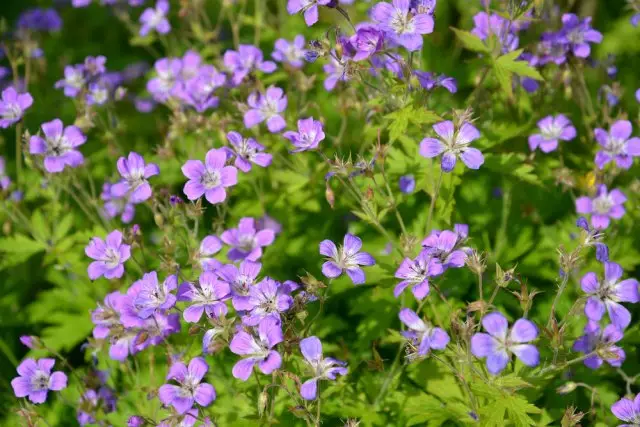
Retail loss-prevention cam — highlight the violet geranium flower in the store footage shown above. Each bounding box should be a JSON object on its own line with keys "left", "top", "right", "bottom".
{"left": 399, "top": 175, "right": 415, "bottom": 194}
{"left": 216, "top": 260, "right": 262, "bottom": 311}
{"left": 558, "top": 13, "right": 603, "bottom": 59}
{"left": 225, "top": 131, "right": 272, "bottom": 172}
{"left": 242, "top": 278, "right": 293, "bottom": 326}
{"left": 581, "top": 262, "right": 639, "bottom": 330}
{"left": 319, "top": 233, "right": 376, "bottom": 285}
{"left": 421, "top": 226, "right": 469, "bottom": 272}
{"left": 350, "top": 26, "right": 385, "bottom": 61}
{"left": 284, "top": 117, "right": 326, "bottom": 153}
{"left": 572, "top": 321, "right": 625, "bottom": 369}
{"left": 272, "top": 35, "right": 307, "bottom": 68}
{"left": 11, "top": 359, "right": 67, "bottom": 403}
{"left": 220, "top": 217, "right": 276, "bottom": 261}
{"left": 133, "top": 271, "right": 178, "bottom": 319}
{"left": 419, "top": 121, "right": 484, "bottom": 172}
{"left": 576, "top": 185, "right": 626, "bottom": 230}
{"left": 371, "top": 0, "right": 434, "bottom": 52}
{"left": 197, "top": 236, "right": 223, "bottom": 272}
{"left": 299, "top": 336, "right": 348, "bottom": 400}
{"left": 470, "top": 312, "right": 539, "bottom": 375}
{"left": 611, "top": 393, "right": 640, "bottom": 426}
{"left": 181, "top": 148, "right": 238, "bottom": 205}
{"left": 0, "top": 87, "right": 33, "bottom": 128}
{"left": 229, "top": 316, "right": 283, "bottom": 381}
{"left": 29, "top": 119, "right": 86, "bottom": 173}
{"left": 112, "top": 152, "right": 160, "bottom": 203}
{"left": 287, "top": 0, "right": 332, "bottom": 26}
{"left": 399, "top": 308, "right": 449, "bottom": 357}
{"left": 85, "top": 230, "right": 131, "bottom": 280}
{"left": 139, "top": 0, "right": 171, "bottom": 36}
{"left": 223, "top": 45, "right": 277, "bottom": 86}
{"left": 243, "top": 86, "right": 288, "bottom": 133}
{"left": 177, "top": 272, "right": 230, "bottom": 323}
{"left": 394, "top": 250, "right": 443, "bottom": 299}
{"left": 528, "top": 115, "right": 577, "bottom": 153}
{"left": 594, "top": 120, "right": 640, "bottom": 169}
{"left": 158, "top": 357, "right": 216, "bottom": 414}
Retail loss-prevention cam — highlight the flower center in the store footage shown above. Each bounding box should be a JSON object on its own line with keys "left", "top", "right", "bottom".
{"left": 46, "top": 135, "right": 72, "bottom": 157}
{"left": 201, "top": 169, "right": 221, "bottom": 189}
{"left": 103, "top": 248, "right": 121, "bottom": 269}
{"left": 31, "top": 371, "right": 50, "bottom": 391}
{"left": 541, "top": 123, "right": 563, "bottom": 140}
{"left": 592, "top": 195, "right": 613, "bottom": 215}
{"left": 2, "top": 104, "right": 22, "bottom": 120}
{"left": 232, "top": 275, "right": 252, "bottom": 295}
{"left": 390, "top": 10, "right": 414, "bottom": 35}
{"left": 238, "top": 235, "right": 256, "bottom": 253}
{"left": 605, "top": 136, "right": 626, "bottom": 156}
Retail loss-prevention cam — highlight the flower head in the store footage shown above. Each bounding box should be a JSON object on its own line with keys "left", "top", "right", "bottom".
{"left": 319, "top": 234, "right": 376, "bottom": 285}
{"left": 0, "top": 87, "right": 33, "bottom": 128}
{"left": 299, "top": 336, "right": 348, "bottom": 400}
{"left": 216, "top": 260, "right": 262, "bottom": 311}
{"left": 287, "top": 0, "right": 332, "bottom": 26}
{"left": 528, "top": 115, "right": 577, "bottom": 153}
{"left": 225, "top": 131, "right": 272, "bottom": 172}
{"left": 140, "top": 0, "right": 171, "bottom": 36}
{"left": 471, "top": 12, "right": 519, "bottom": 53}
{"left": 111, "top": 152, "right": 159, "bottom": 203}
{"left": 177, "top": 272, "right": 230, "bottom": 323}
{"left": 230, "top": 316, "right": 283, "bottom": 380}
{"left": 55, "top": 64, "right": 86, "bottom": 97}
{"left": 371, "top": 0, "right": 434, "bottom": 52}
{"left": 85, "top": 230, "right": 131, "bottom": 280}
{"left": 197, "top": 236, "right": 223, "bottom": 271}
{"left": 414, "top": 71, "right": 457, "bottom": 93}
{"left": 221, "top": 217, "right": 275, "bottom": 261}
{"left": 101, "top": 182, "right": 136, "bottom": 223}
{"left": 394, "top": 250, "right": 443, "bottom": 300}
{"left": 158, "top": 357, "right": 216, "bottom": 414}
{"left": 558, "top": 13, "right": 602, "bottom": 59}
{"left": 576, "top": 185, "right": 626, "bottom": 230}
{"left": 242, "top": 278, "right": 293, "bottom": 326}
{"left": 399, "top": 308, "right": 449, "bottom": 358}
{"left": 11, "top": 359, "right": 67, "bottom": 403}
{"left": 272, "top": 35, "right": 307, "bottom": 68}
{"left": 223, "top": 44, "right": 276, "bottom": 86}
{"left": 399, "top": 175, "right": 415, "bottom": 194}
{"left": 421, "top": 226, "right": 469, "bottom": 271}
{"left": 284, "top": 117, "right": 325, "bottom": 152}
{"left": 420, "top": 121, "right": 483, "bottom": 172}
{"left": 133, "top": 272, "right": 178, "bottom": 319}
{"left": 244, "top": 86, "right": 288, "bottom": 133}
{"left": 350, "top": 26, "right": 385, "bottom": 61}
{"left": 611, "top": 393, "right": 640, "bottom": 425}
{"left": 572, "top": 321, "right": 625, "bottom": 369}
{"left": 594, "top": 120, "right": 640, "bottom": 169}
{"left": 181, "top": 148, "right": 238, "bottom": 205}
{"left": 29, "top": 119, "right": 86, "bottom": 173}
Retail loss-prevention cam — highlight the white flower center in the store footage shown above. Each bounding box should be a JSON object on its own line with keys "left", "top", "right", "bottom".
{"left": 31, "top": 371, "right": 50, "bottom": 391}
{"left": 390, "top": 10, "right": 415, "bottom": 35}
{"left": 592, "top": 195, "right": 613, "bottom": 215}
{"left": 201, "top": 169, "right": 221, "bottom": 189}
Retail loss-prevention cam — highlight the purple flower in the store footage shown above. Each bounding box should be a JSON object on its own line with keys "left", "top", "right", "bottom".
{"left": 20, "top": 336, "right": 36, "bottom": 349}
{"left": 242, "top": 278, "right": 293, "bottom": 326}
{"left": 0, "top": 156, "right": 11, "bottom": 190}
{"left": 220, "top": 217, "right": 275, "bottom": 261}
{"left": 55, "top": 65, "right": 86, "bottom": 97}
{"left": 576, "top": 185, "right": 626, "bottom": 230}
{"left": 572, "top": 321, "right": 625, "bottom": 369}
{"left": 576, "top": 216, "right": 608, "bottom": 263}
{"left": 244, "top": 86, "right": 288, "bottom": 133}
{"left": 216, "top": 260, "right": 262, "bottom": 311}
{"left": 133, "top": 272, "right": 178, "bottom": 319}
{"left": 414, "top": 71, "right": 457, "bottom": 93}
{"left": 594, "top": 120, "right": 640, "bottom": 169}
{"left": 398, "top": 308, "right": 449, "bottom": 356}
{"left": 399, "top": 175, "right": 415, "bottom": 194}
{"left": 371, "top": 0, "right": 434, "bottom": 52}
{"left": 471, "top": 12, "right": 519, "bottom": 53}
{"left": 111, "top": 152, "right": 159, "bottom": 203}
{"left": 421, "top": 226, "right": 468, "bottom": 271}
{"left": 29, "top": 119, "right": 86, "bottom": 173}
{"left": 0, "top": 87, "right": 33, "bottom": 128}
{"left": 181, "top": 148, "right": 238, "bottom": 204}
{"left": 558, "top": 14, "right": 603, "bottom": 59}
{"left": 528, "top": 115, "right": 577, "bottom": 153}
{"left": 230, "top": 316, "right": 283, "bottom": 381}
{"left": 323, "top": 53, "right": 350, "bottom": 91}
{"left": 177, "top": 272, "right": 230, "bottom": 323}
{"left": 17, "top": 8, "right": 62, "bottom": 32}
{"left": 283, "top": 117, "right": 325, "bottom": 152}
{"left": 91, "top": 291, "right": 124, "bottom": 341}
{"left": 319, "top": 234, "right": 375, "bottom": 285}
{"left": 197, "top": 236, "right": 223, "bottom": 271}
{"left": 272, "top": 35, "right": 307, "bottom": 68}
{"left": 225, "top": 131, "right": 272, "bottom": 172}
{"left": 410, "top": 0, "right": 436, "bottom": 14}
{"left": 470, "top": 312, "right": 539, "bottom": 375}
{"left": 611, "top": 393, "right": 640, "bottom": 425}
{"left": 287, "top": 0, "right": 332, "bottom": 26}
{"left": 139, "top": 0, "right": 171, "bottom": 36}
{"left": 350, "top": 26, "right": 384, "bottom": 61}
{"left": 299, "top": 336, "right": 347, "bottom": 400}
{"left": 102, "top": 183, "right": 135, "bottom": 223}
{"left": 147, "top": 58, "right": 182, "bottom": 102}
{"left": 394, "top": 250, "right": 443, "bottom": 299}
{"left": 158, "top": 358, "right": 216, "bottom": 414}
{"left": 128, "top": 416, "right": 144, "bottom": 427}
{"left": 633, "top": 14, "right": 640, "bottom": 27}
{"left": 581, "top": 262, "right": 639, "bottom": 330}
{"left": 223, "top": 45, "right": 277, "bottom": 86}
{"left": 11, "top": 359, "right": 67, "bottom": 403}
{"left": 157, "top": 409, "right": 202, "bottom": 427}
{"left": 177, "top": 65, "right": 226, "bottom": 112}
{"left": 85, "top": 230, "right": 131, "bottom": 280}
{"left": 419, "top": 121, "right": 484, "bottom": 172}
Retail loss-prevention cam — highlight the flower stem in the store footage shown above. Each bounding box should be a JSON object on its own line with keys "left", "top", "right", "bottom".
{"left": 426, "top": 168, "right": 444, "bottom": 236}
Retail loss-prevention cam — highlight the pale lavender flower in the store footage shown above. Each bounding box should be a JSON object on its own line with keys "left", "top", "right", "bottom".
{"left": 323, "top": 52, "right": 350, "bottom": 91}
{"left": 242, "top": 278, "right": 293, "bottom": 326}
{"left": 410, "top": 0, "right": 436, "bottom": 14}
{"left": 319, "top": 234, "right": 375, "bottom": 285}
{"left": 243, "top": 86, "right": 288, "bottom": 133}
{"left": 559, "top": 14, "right": 603, "bottom": 59}
{"left": 272, "top": 35, "right": 307, "bottom": 68}
{"left": 102, "top": 183, "right": 135, "bottom": 223}
{"left": 399, "top": 308, "right": 449, "bottom": 356}
{"left": 177, "top": 272, "right": 230, "bottom": 323}
{"left": 581, "top": 262, "right": 639, "bottom": 330}
{"left": 111, "top": 152, "right": 159, "bottom": 203}
{"left": 181, "top": 148, "right": 238, "bottom": 204}
{"left": 20, "top": 336, "right": 36, "bottom": 349}
{"left": 419, "top": 121, "right": 484, "bottom": 172}
{"left": 216, "top": 260, "right": 262, "bottom": 311}
{"left": 29, "top": 119, "right": 86, "bottom": 173}
{"left": 371, "top": 0, "right": 434, "bottom": 52}
{"left": 572, "top": 321, "right": 625, "bottom": 369}
{"left": 611, "top": 393, "right": 640, "bottom": 425}
{"left": 55, "top": 65, "right": 85, "bottom": 97}
{"left": 283, "top": 117, "right": 325, "bottom": 152}
{"left": 0, "top": 87, "right": 33, "bottom": 128}
{"left": 594, "top": 120, "right": 640, "bottom": 169}
{"left": 576, "top": 185, "right": 626, "bottom": 230}
{"left": 139, "top": 0, "right": 171, "bottom": 36}
{"left": 223, "top": 45, "right": 276, "bottom": 86}
{"left": 11, "top": 359, "right": 67, "bottom": 403}
{"left": 287, "top": 0, "right": 332, "bottom": 26}
{"left": 158, "top": 358, "right": 216, "bottom": 414}
{"left": 230, "top": 316, "right": 283, "bottom": 381}
{"left": 471, "top": 312, "right": 539, "bottom": 375}
{"left": 85, "top": 230, "right": 131, "bottom": 280}
{"left": 133, "top": 272, "right": 178, "bottom": 319}
{"left": 299, "top": 336, "right": 347, "bottom": 400}
{"left": 147, "top": 58, "right": 182, "bottom": 102}
{"left": 197, "top": 236, "right": 223, "bottom": 271}
{"left": 528, "top": 115, "right": 577, "bottom": 153}
{"left": 399, "top": 175, "right": 415, "bottom": 194}
{"left": 225, "top": 131, "right": 272, "bottom": 172}
{"left": 394, "top": 250, "right": 443, "bottom": 299}
{"left": 633, "top": 14, "right": 640, "bottom": 27}
{"left": 220, "top": 217, "right": 275, "bottom": 261}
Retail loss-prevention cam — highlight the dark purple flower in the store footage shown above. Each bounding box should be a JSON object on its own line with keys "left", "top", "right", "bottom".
{"left": 394, "top": 250, "right": 443, "bottom": 299}
{"left": 371, "top": 0, "right": 434, "bottom": 52}
{"left": 319, "top": 233, "right": 375, "bottom": 285}
{"left": 55, "top": 65, "right": 85, "bottom": 97}
{"left": 140, "top": 0, "right": 171, "bottom": 36}
{"left": 558, "top": 14, "right": 603, "bottom": 59}
{"left": 29, "top": 119, "right": 86, "bottom": 173}
{"left": 576, "top": 185, "right": 626, "bottom": 230}
{"left": 471, "top": 312, "right": 539, "bottom": 375}
{"left": 0, "top": 87, "right": 33, "bottom": 128}
{"left": 351, "top": 26, "right": 384, "bottom": 61}
{"left": 197, "top": 236, "right": 223, "bottom": 271}
{"left": 420, "top": 121, "right": 484, "bottom": 172}
{"left": 220, "top": 217, "right": 275, "bottom": 262}
{"left": 181, "top": 148, "right": 238, "bottom": 204}
{"left": 528, "top": 115, "right": 577, "bottom": 153}
{"left": 17, "top": 8, "right": 62, "bottom": 32}
{"left": 399, "top": 308, "right": 449, "bottom": 356}
{"left": 230, "top": 316, "right": 283, "bottom": 381}
{"left": 242, "top": 278, "right": 293, "bottom": 326}
{"left": 611, "top": 393, "right": 640, "bottom": 425}
{"left": 216, "top": 260, "right": 262, "bottom": 311}
{"left": 244, "top": 86, "right": 288, "bottom": 133}
{"left": 111, "top": 152, "right": 159, "bottom": 203}
{"left": 225, "top": 131, "right": 272, "bottom": 172}
{"left": 85, "top": 230, "right": 131, "bottom": 280}
{"left": 177, "top": 272, "right": 230, "bottom": 323}
{"left": 223, "top": 45, "right": 276, "bottom": 86}
{"left": 414, "top": 71, "right": 457, "bottom": 93}
{"left": 283, "top": 117, "right": 325, "bottom": 152}
{"left": 572, "top": 321, "right": 625, "bottom": 369}
{"left": 299, "top": 336, "right": 347, "bottom": 400}
{"left": 272, "top": 35, "right": 307, "bottom": 68}
{"left": 399, "top": 175, "right": 415, "bottom": 194}
{"left": 287, "top": 0, "right": 332, "bottom": 26}
{"left": 133, "top": 272, "right": 178, "bottom": 319}
{"left": 581, "top": 262, "right": 639, "bottom": 330}
{"left": 158, "top": 357, "right": 216, "bottom": 414}
{"left": 594, "top": 120, "right": 640, "bottom": 169}
{"left": 11, "top": 359, "right": 67, "bottom": 403}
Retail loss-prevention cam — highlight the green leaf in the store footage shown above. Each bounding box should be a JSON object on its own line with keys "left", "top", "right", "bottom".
{"left": 495, "top": 49, "right": 543, "bottom": 80}
{"left": 483, "top": 153, "right": 542, "bottom": 186}
{"left": 451, "top": 28, "right": 490, "bottom": 53}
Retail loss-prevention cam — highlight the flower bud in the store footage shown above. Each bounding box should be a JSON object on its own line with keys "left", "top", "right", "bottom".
{"left": 556, "top": 382, "right": 577, "bottom": 395}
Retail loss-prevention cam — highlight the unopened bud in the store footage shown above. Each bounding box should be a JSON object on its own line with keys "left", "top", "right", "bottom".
{"left": 556, "top": 382, "right": 577, "bottom": 395}
{"left": 258, "top": 390, "right": 269, "bottom": 417}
